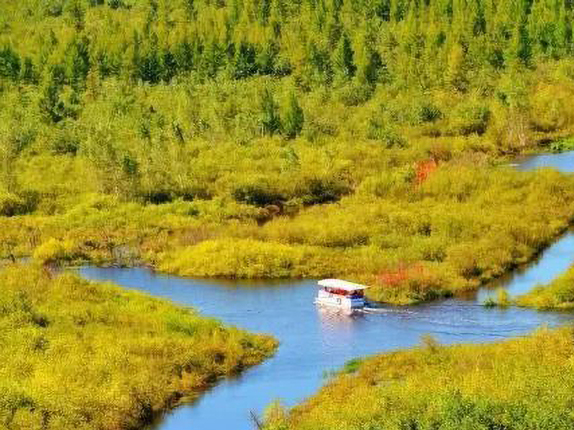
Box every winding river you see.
[80,152,574,430]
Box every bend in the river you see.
[80,151,574,430]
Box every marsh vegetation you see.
[3,0,574,428]
[0,264,276,430]
[263,328,574,430]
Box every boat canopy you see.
[318,279,369,291]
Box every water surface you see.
[512,151,574,173]
[80,151,574,430]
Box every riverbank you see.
[0,264,277,430]
[516,264,574,310]
[4,158,573,305]
[266,327,574,430]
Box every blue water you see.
[79,151,574,430]
[513,151,574,173]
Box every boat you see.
[314,279,368,311]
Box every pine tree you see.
[510,21,532,67]
[557,6,572,55]
[184,0,195,18]
[233,41,256,79]
[175,39,194,72]
[39,65,67,123]
[20,57,37,84]
[447,43,468,91]
[333,33,356,80]
[0,46,21,81]
[257,41,278,75]
[472,1,486,36]
[200,40,224,78]
[283,92,304,139]
[375,0,391,21]
[67,0,85,30]
[139,46,162,83]
[259,0,271,25]
[260,88,281,136]
[357,28,383,86]
[161,48,178,82]
[66,37,91,89]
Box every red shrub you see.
[415,159,438,185]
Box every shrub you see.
[367,119,408,148]
[517,265,574,309]
[0,192,27,216]
[232,181,284,207]
[33,238,84,264]
[449,101,491,136]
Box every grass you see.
[517,264,574,310]
[0,264,277,430]
[263,328,574,430]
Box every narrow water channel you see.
[80,152,574,430]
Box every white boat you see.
[314,279,368,311]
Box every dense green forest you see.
[0,264,276,430]
[262,328,574,430]
[2,0,574,303]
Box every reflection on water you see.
[78,151,574,430]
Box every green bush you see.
[0,192,27,216]
[32,238,84,264]
[517,265,574,309]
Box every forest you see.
[2,0,574,302]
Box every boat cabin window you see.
[324,287,364,298]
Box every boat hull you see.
[314,293,365,310]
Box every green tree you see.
[200,40,224,78]
[472,1,486,36]
[66,36,91,89]
[161,48,178,82]
[67,0,85,30]
[39,65,67,123]
[509,21,532,66]
[0,46,21,81]
[175,39,194,72]
[283,92,304,139]
[139,36,162,84]
[447,43,468,91]
[332,33,356,80]
[20,57,37,83]
[374,0,391,21]
[233,41,257,79]
[260,88,281,136]
[259,0,271,25]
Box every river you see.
[80,151,574,430]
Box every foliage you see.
[269,328,574,430]
[517,263,574,309]
[0,264,276,430]
[0,0,574,306]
